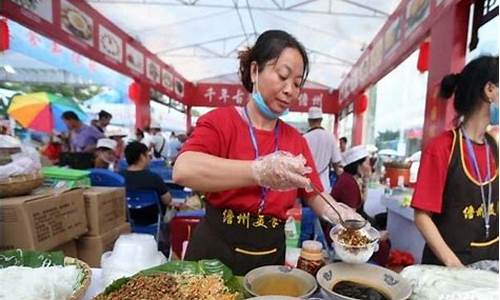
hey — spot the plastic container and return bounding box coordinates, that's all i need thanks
[297,240,325,276]
[41,166,90,180]
[330,224,380,264]
[101,233,166,286]
[41,166,91,188]
[384,164,410,188]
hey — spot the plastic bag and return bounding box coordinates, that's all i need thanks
[0,144,41,181]
[401,264,498,300]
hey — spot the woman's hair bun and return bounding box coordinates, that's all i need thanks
[439,73,460,99]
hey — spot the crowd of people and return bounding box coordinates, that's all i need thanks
[39,110,185,171]
[11,29,497,275]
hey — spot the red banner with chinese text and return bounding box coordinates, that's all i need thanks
[187,83,338,113]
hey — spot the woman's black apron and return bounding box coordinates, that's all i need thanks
[422,129,499,265]
[185,204,285,276]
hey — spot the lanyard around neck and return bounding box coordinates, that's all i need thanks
[243,106,280,214]
[461,127,492,238]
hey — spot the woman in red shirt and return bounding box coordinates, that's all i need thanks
[412,56,498,267]
[173,30,361,275]
[331,145,371,211]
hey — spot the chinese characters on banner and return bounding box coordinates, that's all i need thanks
[191,84,337,113]
[338,0,459,110]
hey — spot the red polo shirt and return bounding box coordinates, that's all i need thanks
[331,172,362,210]
[181,106,323,220]
[412,130,497,214]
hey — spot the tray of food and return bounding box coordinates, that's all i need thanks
[0,249,91,300]
[94,259,244,300]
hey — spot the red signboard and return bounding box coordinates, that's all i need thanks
[338,0,461,109]
[0,0,187,101]
[188,83,338,113]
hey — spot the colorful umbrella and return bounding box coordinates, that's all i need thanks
[8,92,87,133]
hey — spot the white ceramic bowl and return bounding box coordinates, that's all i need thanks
[244,265,317,299]
[316,263,412,300]
[330,224,380,264]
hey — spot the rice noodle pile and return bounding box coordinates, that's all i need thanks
[0,265,80,300]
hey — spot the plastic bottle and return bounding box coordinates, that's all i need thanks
[383,177,392,196]
[296,240,325,276]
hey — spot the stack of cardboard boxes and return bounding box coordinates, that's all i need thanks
[0,187,130,268]
[0,189,88,252]
[77,187,130,267]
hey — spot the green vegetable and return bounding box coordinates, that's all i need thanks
[102,277,130,295]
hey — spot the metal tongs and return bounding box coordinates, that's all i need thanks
[309,183,367,230]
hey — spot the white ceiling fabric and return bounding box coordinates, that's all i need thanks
[88,0,401,88]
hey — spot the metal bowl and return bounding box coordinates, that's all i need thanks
[244,265,317,299]
[316,263,412,300]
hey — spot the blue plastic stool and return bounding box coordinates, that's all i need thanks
[126,189,163,241]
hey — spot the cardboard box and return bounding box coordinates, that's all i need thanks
[0,189,88,251]
[52,239,78,258]
[77,222,131,267]
[83,187,127,236]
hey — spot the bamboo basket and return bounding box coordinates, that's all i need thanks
[65,256,92,300]
[0,172,44,198]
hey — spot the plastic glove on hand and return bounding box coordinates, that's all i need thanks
[251,151,312,191]
[321,196,364,225]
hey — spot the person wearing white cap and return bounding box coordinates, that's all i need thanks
[331,145,371,211]
[94,138,118,170]
[106,128,128,159]
[301,106,343,244]
[303,106,342,193]
[331,145,391,265]
[150,123,168,160]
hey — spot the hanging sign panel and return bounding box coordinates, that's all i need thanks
[189,83,338,114]
[338,0,461,109]
[1,0,187,102]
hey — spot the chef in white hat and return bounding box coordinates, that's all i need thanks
[106,128,128,159]
[303,106,342,193]
[331,145,371,211]
[95,138,118,170]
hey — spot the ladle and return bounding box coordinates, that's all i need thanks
[309,183,367,230]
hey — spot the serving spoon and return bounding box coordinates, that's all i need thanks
[309,183,367,231]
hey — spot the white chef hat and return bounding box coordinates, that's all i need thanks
[342,145,369,166]
[308,106,323,119]
[150,122,162,129]
[96,138,117,151]
[106,128,127,138]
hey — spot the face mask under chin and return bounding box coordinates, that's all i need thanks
[490,101,499,125]
[252,70,290,119]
